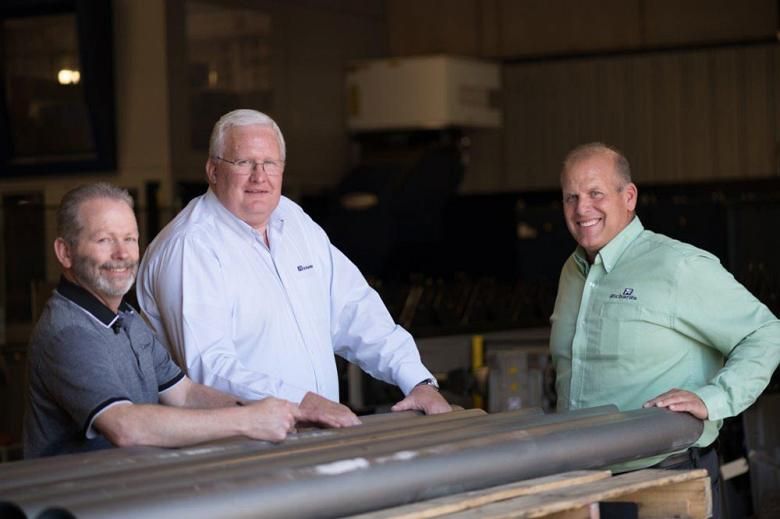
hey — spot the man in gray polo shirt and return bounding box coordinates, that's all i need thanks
[24,183,300,458]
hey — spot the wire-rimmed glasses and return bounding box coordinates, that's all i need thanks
[213,156,285,177]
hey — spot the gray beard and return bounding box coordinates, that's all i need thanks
[71,255,138,299]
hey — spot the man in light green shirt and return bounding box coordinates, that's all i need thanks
[550,143,780,518]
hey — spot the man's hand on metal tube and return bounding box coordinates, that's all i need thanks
[242,397,301,442]
[298,391,362,428]
[643,388,709,420]
[391,384,452,415]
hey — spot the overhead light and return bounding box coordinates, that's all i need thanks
[340,192,379,210]
[208,69,219,87]
[57,69,80,85]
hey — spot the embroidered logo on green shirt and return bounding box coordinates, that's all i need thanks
[609,288,637,300]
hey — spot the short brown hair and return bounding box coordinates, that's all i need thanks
[57,183,134,245]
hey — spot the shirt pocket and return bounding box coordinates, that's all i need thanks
[597,303,673,361]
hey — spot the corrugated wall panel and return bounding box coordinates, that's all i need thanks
[501,44,780,190]
[744,47,775,178]
[776,48,780,177]
[679,51,715,182]
[711,49,742,180]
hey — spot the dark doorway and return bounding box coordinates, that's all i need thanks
[3,192,45,324]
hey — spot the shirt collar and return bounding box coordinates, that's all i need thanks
[56,275,132,328]
[573,216,644,274]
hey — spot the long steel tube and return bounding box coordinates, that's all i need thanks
[0,408,490,491]
[4,406,609,509]
[1,407,702,518]
[0,412,434,487]
[5,407,569,510]
[2,406,600,495]
[2,406,620,514]
[61,407,702,518]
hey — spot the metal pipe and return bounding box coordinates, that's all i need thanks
[5,407,549,507]
[1,406,583,514]
[3,406,603,512]
[1,407,701,518]
[46,407,702,518]
[0,409,488,491]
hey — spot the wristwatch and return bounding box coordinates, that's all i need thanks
[416,378,439,391]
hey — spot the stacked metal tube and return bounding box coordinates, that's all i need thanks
[0,406,702,518]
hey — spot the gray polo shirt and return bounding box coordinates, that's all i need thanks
[23,277,183,458]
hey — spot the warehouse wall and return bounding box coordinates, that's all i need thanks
[498,43,780,190]
[387,0,776,58]
[385,0,780,192]
[1,1,776,207]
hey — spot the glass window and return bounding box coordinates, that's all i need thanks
[3,14,94,163]
[0,1,116,175]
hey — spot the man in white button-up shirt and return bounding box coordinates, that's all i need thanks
[137,109,451,426]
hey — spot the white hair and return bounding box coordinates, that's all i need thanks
[208,109,286,160]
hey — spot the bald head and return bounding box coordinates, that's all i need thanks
[561,142,631,188]
[560,143,637,262]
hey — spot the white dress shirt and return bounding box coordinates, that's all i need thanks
[137,189,433,402]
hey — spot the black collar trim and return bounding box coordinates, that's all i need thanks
[56,275,132,328]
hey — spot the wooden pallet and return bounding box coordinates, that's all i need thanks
[353,469,711,519]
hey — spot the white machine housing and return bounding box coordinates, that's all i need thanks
[346,55,502,131]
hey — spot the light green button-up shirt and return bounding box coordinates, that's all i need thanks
[550,217,780,470]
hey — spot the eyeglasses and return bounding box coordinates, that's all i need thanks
[213,156,285,177]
